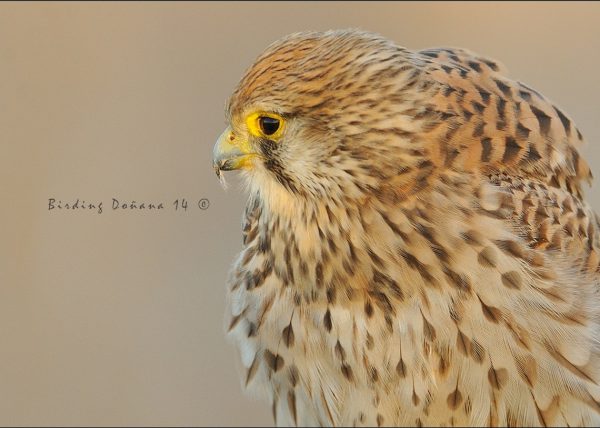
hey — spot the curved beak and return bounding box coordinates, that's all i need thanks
[212,127,256,176]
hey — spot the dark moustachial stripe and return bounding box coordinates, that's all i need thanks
[260,138,300,194]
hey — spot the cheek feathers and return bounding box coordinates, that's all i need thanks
[258,137,278,158]
[257,137,300,194]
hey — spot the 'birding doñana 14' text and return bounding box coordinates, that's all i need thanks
[47,198,210,214]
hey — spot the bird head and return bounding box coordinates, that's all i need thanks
[213,30,432,209]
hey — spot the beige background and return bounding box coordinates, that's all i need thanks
[1,1,600,426]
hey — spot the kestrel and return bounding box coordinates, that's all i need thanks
[212,29,600,427]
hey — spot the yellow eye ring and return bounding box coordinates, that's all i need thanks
[246,112,285,140]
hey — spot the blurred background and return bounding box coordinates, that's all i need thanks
[1,1,600,426]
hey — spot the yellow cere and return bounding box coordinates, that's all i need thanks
[225,128,253,156]
[245,111,285,140]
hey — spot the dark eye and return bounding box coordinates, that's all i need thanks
[258,116,281,136]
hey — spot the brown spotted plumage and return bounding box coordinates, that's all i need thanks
[213,29,600,426]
